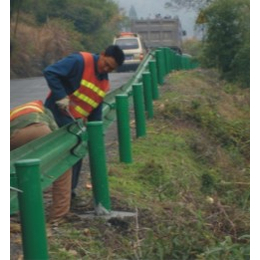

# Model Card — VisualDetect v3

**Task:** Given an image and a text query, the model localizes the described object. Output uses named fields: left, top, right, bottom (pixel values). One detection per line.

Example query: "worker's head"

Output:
left=97, top=45, right=125, bottom=73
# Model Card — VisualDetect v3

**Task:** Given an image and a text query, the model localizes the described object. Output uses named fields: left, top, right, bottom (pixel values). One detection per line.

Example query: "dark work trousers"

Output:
left=71, top=159, right=83, bottom=195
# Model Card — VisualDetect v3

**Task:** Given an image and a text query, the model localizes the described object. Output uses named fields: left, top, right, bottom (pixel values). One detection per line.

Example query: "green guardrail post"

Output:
left=15, top=159, right=48, bottom=260
left=115, top=94, right=132, bottom=163
left=172, top=51, right=177, bottom=70
left=87, top=121, right=111, bottom=214
left=181, top=55, right=185, bottom=69
left=170, top=49, right=175, bottom=71
left=176, top=54, right=181, bottom=70
left=169, top=48, right=175, bottom=71
left=160, top=47, right=168, bottom=75
left=165, top=48, right=171, bottom=74
left=186, top=56, right=190, bottom=69
left=132, top=83, right=146, bottom=137
left=160, top=47, right=167, bottom=74
left=182, top=55, right=188, bottom=70
left=159, top=48, right=165, bottom=74
left=148, top=60, right=159, bottom=100
left=142, top=72, right=154, bottom=119
left=188, top=56, right=192, bottom=69
left=155, top=49, right=165, bottom=85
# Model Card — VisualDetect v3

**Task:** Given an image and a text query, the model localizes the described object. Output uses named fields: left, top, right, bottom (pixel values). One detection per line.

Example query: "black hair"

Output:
left=104, top=45, right=125, bottom=66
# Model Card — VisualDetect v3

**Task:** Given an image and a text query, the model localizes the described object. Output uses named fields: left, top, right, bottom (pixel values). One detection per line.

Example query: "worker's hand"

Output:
left=56, top=96, right=70, bottom=111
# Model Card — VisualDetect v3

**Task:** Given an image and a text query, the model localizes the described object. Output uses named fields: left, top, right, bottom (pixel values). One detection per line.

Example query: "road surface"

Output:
left=10, top=72, right=134, bottom=108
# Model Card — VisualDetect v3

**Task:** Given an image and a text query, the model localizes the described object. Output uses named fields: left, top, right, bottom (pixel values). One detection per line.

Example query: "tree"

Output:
left=10, top=0, right=125, bottom=77
left=10, top=0, right=22, bottom=16
left=200, top=0, right=250, bottom=87
left=129, top=5, right=138, bottom=20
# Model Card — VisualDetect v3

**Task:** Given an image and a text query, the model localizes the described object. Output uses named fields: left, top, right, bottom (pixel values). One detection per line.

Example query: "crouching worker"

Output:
left=10, top=100, right=72, bottom=223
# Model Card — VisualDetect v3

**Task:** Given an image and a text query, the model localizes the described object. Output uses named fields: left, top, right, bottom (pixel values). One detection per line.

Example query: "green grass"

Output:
left=48, top=68, right=250, bottom=259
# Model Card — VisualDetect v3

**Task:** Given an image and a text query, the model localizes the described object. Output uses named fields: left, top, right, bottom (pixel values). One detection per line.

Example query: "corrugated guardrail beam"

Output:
left=10, top=47, right=198, bottom=259
left=10, top=121, right=88, bottom=214
left=10, top=48, right=198, bottom=214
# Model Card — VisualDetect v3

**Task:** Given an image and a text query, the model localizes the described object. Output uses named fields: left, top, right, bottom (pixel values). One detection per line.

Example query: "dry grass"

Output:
left=10, top=14, right=83, bottom=78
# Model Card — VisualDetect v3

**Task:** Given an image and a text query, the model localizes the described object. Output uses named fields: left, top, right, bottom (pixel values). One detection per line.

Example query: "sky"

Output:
left=114, top=0, right=199, bottom=39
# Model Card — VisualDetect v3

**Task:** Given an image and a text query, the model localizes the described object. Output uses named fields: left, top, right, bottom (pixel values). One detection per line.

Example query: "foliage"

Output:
left=10, top=0, right=126, bottom=78
left=129, top=5, right=138, bottom=20
left=182, top=37, right=203, bottom=57
left=200, top=0, right=250, bottom=87
left=10, top=16, right=84, bottom=77
left=15, top=0, right=122, bottom=43
left=230, top=41, right=250, bottom=88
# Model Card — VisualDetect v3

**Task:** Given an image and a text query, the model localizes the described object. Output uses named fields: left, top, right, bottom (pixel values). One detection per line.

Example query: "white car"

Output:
left=113, top=32, right=148, bottom=72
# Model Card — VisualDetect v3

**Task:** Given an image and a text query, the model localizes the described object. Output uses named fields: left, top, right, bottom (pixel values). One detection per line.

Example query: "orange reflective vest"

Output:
left=68, top=52, right=109, bottom=119
left=10, top=100, right=44, bottom=121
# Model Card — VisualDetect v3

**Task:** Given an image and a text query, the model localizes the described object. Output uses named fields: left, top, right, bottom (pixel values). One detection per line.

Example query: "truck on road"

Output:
left=130, top=17, right=184, bottom=54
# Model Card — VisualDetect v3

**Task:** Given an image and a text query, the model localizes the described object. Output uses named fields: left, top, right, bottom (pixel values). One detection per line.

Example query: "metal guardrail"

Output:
left=10, top=47, right=198, bottom=259
left=10, top=121, right=88, bottom=214
left=11, top=48, right=198, bottom=214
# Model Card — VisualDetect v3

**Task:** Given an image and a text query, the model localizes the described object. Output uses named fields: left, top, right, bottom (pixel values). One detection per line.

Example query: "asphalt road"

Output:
left=10, top=72, right=134, bottom=108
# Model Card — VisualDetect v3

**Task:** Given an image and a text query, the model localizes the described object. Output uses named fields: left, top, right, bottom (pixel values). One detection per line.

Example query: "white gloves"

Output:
left=56, top=96, right=70, bottom=110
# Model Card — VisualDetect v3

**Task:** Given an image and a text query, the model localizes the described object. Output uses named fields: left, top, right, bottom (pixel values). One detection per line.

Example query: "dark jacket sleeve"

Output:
left=43, top=54, right=83, bottom=100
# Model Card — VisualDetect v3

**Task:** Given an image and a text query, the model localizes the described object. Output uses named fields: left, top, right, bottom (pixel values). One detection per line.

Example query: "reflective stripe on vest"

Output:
left=74, top=105, right=90, bottom=117
left=80, top=79, right=106, bottom=98
left=73, top=89, right=99, bottom=108
left=68, top=52, right=109, bottom=119
left=10, top=100, right=44, bottom=121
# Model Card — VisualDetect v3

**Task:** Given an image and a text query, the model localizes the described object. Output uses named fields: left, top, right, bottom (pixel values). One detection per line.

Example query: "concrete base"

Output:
left=77, top=210, right=137, bottom=220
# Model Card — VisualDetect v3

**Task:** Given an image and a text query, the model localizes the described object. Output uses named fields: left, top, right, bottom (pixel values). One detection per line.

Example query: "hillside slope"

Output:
left=11, top=68, right=250, bottom=260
